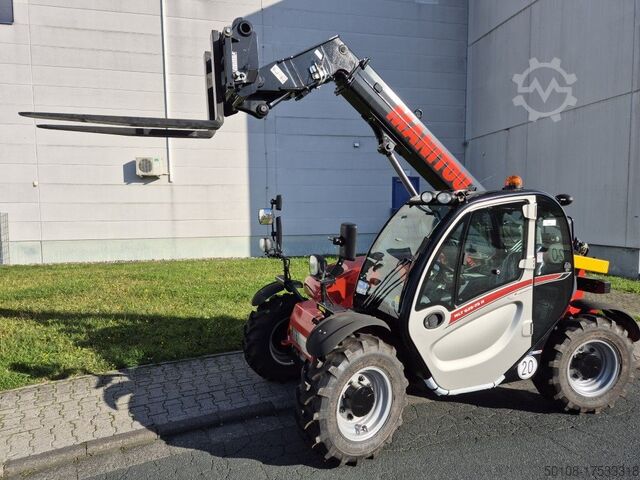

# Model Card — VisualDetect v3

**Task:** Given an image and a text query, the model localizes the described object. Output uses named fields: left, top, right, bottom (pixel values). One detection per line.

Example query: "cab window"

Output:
left=417, top=221, right=465, bottom=310
left=535, top=198, right=573, bottom=275
left=456, top=203, right=526, bottom=305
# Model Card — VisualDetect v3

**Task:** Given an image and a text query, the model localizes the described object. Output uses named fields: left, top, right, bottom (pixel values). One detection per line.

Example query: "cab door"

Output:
left=407, top=196, right=537, bottom=392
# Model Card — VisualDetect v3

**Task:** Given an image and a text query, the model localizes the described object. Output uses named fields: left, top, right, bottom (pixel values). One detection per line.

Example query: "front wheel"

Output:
left=295, top=334, right=408, bottom=465
left=533, top=315, right=635, bottom=413
left=243, top=294, right=300, bottom=382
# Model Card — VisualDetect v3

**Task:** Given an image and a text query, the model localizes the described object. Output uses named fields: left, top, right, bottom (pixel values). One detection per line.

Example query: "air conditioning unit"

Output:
left=136, top=157, right=167, bottom=177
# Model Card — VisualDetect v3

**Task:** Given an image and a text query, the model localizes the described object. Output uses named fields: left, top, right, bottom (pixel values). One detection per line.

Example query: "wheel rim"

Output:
left=336, top=367, right=393, bottom=442
left=268, top=318, right=295, bottom=366
left=567, top=339, right=621, bottom=397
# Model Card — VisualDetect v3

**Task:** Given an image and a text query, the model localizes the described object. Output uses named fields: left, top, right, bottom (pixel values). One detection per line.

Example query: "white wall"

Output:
left=0, top=0, right=469, bottom=264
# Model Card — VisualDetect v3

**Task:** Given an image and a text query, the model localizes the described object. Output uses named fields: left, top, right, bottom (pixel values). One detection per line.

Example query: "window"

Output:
left=456, top=204, right=526, bottom=305
left=416, top=202, right=527, bottom=311
left=535, top=198, right=573, bottom=276
left=0, top=0, right=13, bottom=25
left=417, top=221, right=466, bottom=310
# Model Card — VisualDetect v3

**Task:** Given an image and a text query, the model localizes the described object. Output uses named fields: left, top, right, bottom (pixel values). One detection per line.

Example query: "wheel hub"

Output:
left=343, top=382, right=375, bottom=417
left=572, top=351, right=601, bottom=379
left=567, top=340, right=621, bottom=397
left=336, top=367, right=393, bottom=442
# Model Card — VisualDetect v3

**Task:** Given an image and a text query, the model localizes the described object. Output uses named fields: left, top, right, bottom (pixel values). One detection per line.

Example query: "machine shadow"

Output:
left=422, top=384, right=560, bottom=414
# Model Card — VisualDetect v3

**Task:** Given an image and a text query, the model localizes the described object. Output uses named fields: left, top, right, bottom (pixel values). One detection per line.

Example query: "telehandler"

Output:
left=22, top=17, right=639, bottom=465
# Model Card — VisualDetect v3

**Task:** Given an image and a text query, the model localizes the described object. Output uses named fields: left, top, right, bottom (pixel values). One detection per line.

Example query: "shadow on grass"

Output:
left=0, top=307, right=243, bottom=382
left=8, top=362, right=85, bottom=381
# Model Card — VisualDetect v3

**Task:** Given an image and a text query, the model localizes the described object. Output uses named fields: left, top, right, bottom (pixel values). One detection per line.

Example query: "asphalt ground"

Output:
left=20, top=376, right=640, bottom=480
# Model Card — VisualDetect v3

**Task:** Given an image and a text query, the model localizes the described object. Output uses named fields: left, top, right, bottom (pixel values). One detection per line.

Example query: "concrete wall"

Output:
left=0, top=0, right=469, bottom=264
left=466, top=0, right=640, bottom=277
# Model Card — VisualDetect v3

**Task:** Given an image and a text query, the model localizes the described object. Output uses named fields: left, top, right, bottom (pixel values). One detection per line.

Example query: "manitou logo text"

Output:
left=386, top=106, right=473, bottom=190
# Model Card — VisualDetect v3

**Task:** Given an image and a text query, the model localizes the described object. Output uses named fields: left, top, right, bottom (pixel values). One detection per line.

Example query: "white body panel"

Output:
left=408, top=195, right=537, bottom=392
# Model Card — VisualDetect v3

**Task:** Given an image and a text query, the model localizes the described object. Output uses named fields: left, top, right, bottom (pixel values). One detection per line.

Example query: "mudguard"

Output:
left=306, top=311, right=390, bottom=358
left=251, top=280, right=303, bottom=306
left=570, top=299, right=640, bottom=341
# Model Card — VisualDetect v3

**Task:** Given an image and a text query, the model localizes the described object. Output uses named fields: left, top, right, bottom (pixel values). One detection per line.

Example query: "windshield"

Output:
left=354, top=203, right=453, bottom=318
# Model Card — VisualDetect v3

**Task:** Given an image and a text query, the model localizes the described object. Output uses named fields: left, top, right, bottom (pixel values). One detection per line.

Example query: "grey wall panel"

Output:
left=466, top=0, right=639, bottom=271
left=262, top=0, right=467, bottom=24
left=526, top=95, right=631, bottom=248
left=466, top=8, right=530, bottom=139
left=628, top=92, right=639, bottom=249
left=635, top=0, right=640, bottom=92
left=468, top=0, right=536, bottom=44
left=528, top=0, right=635, bottom=114
left=633, top=0, right=640, bottom=90
left=465, top=124, right=529, bottom=191
left=465, top=130, right=507, bottom=188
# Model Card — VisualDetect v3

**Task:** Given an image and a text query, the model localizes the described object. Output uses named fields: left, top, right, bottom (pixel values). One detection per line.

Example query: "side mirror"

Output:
left=337, top=223, right=357, bottom=261
left=258, top=208, right=274, bottom=225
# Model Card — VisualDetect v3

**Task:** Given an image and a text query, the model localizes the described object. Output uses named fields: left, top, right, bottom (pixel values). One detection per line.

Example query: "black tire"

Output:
left=295, top=334, right=408, bottom=465
left=242, top=294, right=300, bottom=382
left=533, top=315, right=635, bottom=413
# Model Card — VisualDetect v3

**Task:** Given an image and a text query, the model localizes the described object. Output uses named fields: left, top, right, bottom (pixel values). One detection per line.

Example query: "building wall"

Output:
left=0, top=0, right=469, bottom=264
left=465, top=0, right=640, bottom=277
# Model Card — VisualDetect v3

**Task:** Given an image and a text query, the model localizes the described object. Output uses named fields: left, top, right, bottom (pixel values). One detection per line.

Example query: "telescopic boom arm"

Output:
left=21, top=17, right=482, bottom=193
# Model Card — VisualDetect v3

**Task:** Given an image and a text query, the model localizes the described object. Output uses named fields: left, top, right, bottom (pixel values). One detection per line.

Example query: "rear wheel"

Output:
left=533, top=315, right=634, bottom=413
left=295, top=334, right=408, bottom=465
left=243, top=294, right=300, bottom=382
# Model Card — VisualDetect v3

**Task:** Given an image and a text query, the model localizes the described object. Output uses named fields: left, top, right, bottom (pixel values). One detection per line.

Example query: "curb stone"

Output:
left=2, top=400, right=291, bottom=479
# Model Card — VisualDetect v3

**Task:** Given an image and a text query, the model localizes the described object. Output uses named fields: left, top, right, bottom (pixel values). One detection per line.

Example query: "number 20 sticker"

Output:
left=518, top=355, right=538, bottom=379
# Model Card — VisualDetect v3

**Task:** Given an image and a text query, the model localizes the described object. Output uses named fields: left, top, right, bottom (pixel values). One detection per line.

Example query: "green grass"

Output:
left=590, top=274, right=640, bottom=295
left=1, top=259, right=639, bottom=391
left=0, top=258, right=309, bottom=391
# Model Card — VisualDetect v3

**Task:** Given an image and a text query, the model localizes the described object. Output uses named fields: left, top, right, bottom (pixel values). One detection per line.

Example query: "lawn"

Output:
left=0, top=258, right=309, bottom=391
left=591, top=274, right=640, bottom=295
left=0, top=259, right=638, bottom=392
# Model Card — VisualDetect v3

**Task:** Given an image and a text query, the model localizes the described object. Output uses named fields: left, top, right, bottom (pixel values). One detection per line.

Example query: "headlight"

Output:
left=436, top=191, right=453, bottom=204
left=309, top=255, right=326, bottom=276
left=259, top=237, right=273, bottom=253
left=420, top=191, right=435, bottom=203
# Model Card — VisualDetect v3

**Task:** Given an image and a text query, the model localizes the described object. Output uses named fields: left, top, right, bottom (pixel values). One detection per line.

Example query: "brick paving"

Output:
left=0, top=353, right=291, bottom=469
left=1, top=343, right=639, bottom=476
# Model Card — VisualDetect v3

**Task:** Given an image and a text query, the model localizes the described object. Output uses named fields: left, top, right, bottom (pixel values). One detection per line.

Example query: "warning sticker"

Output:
left=270, top=64, right=288, bottom=84
left=232, top=51, right=238, bottom=72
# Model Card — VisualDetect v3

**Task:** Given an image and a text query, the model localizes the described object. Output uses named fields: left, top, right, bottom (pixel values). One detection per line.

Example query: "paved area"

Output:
left=23, top=377, right=640, bottom=480
left=0, top=353, right=291, bottom=474
left=1, top=340, right=639, bottom=478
